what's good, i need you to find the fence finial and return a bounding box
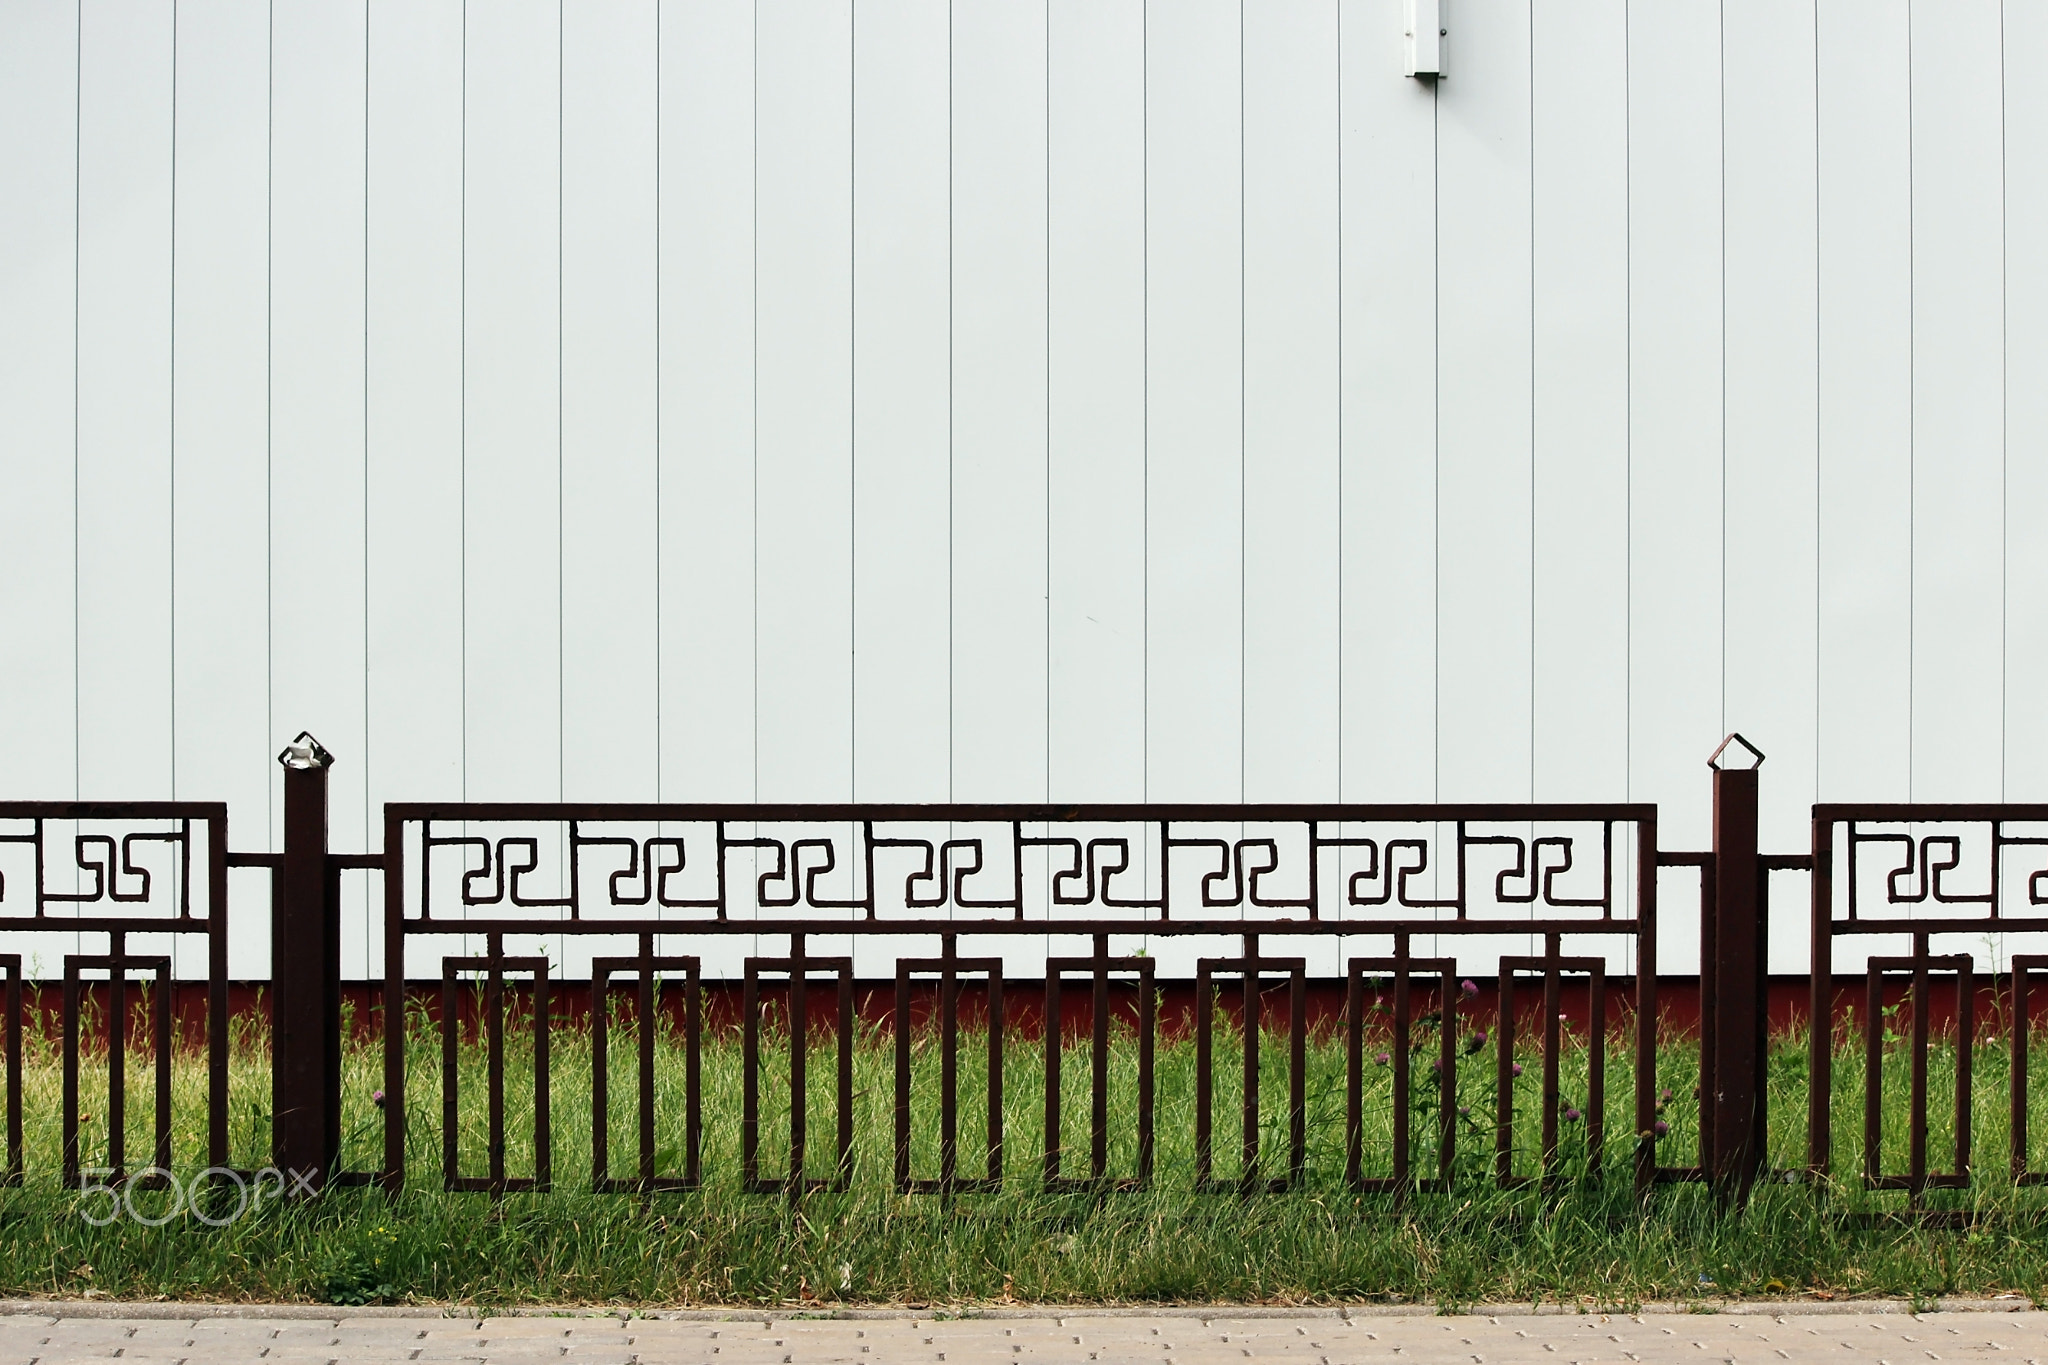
[1707,732,1764,771]
[277,731,334,770]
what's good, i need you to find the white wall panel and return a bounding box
[172,0,269,831]
[1909,0,2005,803]
[1530,0,1627,805]
[1046,0,1146,803]
[1816,0,1911,805]
[1724,0,1818,972]
[1435,0,1531,803]
[365,0,464,984]
[0,0,80,800]
[657,0,754,802]
[562,0,658,802]
[1626,0,1721,850]
[367,0,464,818]
[6,0,2043,981]
[851,0,950,803]
[1145,0,1243,803]
[1243,0,1338,804]
[755,0,853,802]
[951,0,1048,802]
[270,0,369,977]
[463,0,560,802]
[1723,0,1817,863]
[1337,0,1434,802]
[2010,0,2048,802]
[75,0,173,800]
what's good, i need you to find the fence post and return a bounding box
[275,731,339,1194]
[1707,734,1767,1207]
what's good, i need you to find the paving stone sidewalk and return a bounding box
[0,1307,2045,1365]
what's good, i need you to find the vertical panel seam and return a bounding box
[1999,0,2009,804]
[267,0,276,837]
[654,0,663,805]
[949,0,956,805]
[73,0,83,806]
[363,0,372,960]
[751,0,759,807]
[1623,0,1631,806]
[1906,0,1916,802]
[1334,0,1343,804]
[850,0,858,804]
[558,0,566,805]
[170,0,179,802]
[459,0,468,805]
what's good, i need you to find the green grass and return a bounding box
[7,992,2048,1308]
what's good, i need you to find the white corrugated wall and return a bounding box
[0,0,2042,978]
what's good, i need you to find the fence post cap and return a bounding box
[277,731,335,770]
[1707,733,1764,771]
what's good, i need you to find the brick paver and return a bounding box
[0,1307,2041,1365]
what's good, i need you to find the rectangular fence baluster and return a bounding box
[1435,970,1456,1186]
[1543,954,1561,1187]
[1346,956,1455,1194]
[895,951,1005,1194]
[1587,971,1606,1181]
[153,963,171,1174]
[1195,964,1214,1188]
[1345,967,1363,1189]
[533,965,551,1192]
[742,962,760,1189]
[61,963,78,1189]
[1091,950,1109,1180]
[2,957,19,1185]
[1495,966,1516,1188]
[1242,962,1259,1193]
[2015,957,2045,1185]
[488,953,505,1192]
[1955,959,1972,1192]
[1911,947,1929,1200]
[1043,973,1062,1186]
[1865,963,1884,1192]
[590,949,703,1195]
[592,964,613,1189]
[638,943,655,1189]
[745,951,855,1198]
[109,948,125,1181]
[440,954,552,1195]
[1045,950,1157,1192]
[1497,955,1605,1190]
[1196,954,1306,1195]
[442,968,459,1192]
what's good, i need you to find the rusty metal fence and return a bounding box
[8,732,2048,1219]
